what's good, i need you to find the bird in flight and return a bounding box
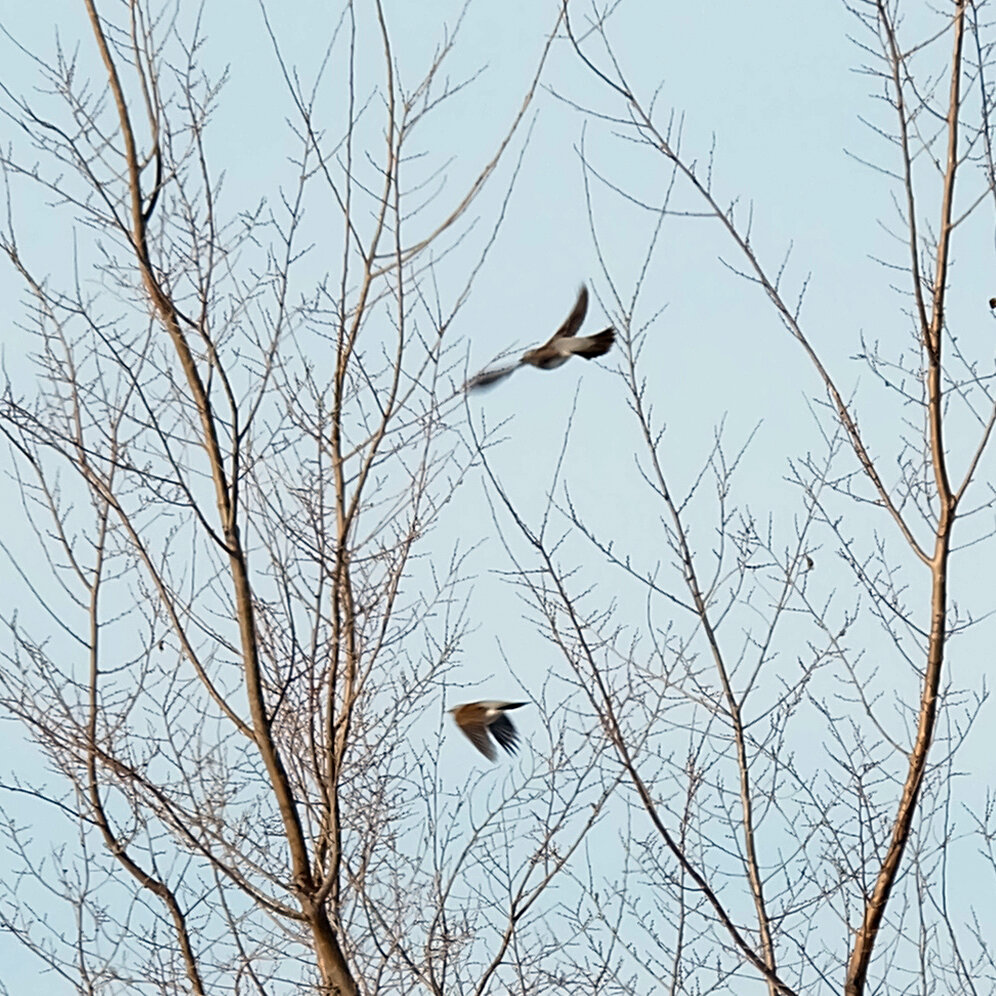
[465,284,615,390]
[449,701,527,760]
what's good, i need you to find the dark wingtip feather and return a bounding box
[489,714,521,755]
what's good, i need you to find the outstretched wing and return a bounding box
[464,362,521,391]
[461,722,497,761]
[549,284,589,342]
[488,713,521,755]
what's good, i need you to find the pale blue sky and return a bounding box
[2,2,995,992]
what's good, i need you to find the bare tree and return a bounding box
[462,1,996,994]
[0,3,621,993]
[6,1,996,994]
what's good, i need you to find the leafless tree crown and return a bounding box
[1,2,995,995]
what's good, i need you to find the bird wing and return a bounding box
[488,713,520,755]
[460,722,497,761]
[548,285,589,342]
[464,362,521,391]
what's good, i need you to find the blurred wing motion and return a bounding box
[550,284,589,340]
[449,701,527,761]
[464,363,521,391]
[487,712,520,754]
[464,284,614,391]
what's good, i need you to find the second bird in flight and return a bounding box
[465,284,615,390]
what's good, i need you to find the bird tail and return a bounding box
[578,327,615,359]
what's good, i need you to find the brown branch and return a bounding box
[474,430,799,996]
[81,3,357,991]
[84,470,205,994]
[844,5,965,993]
[562,0,929,568]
